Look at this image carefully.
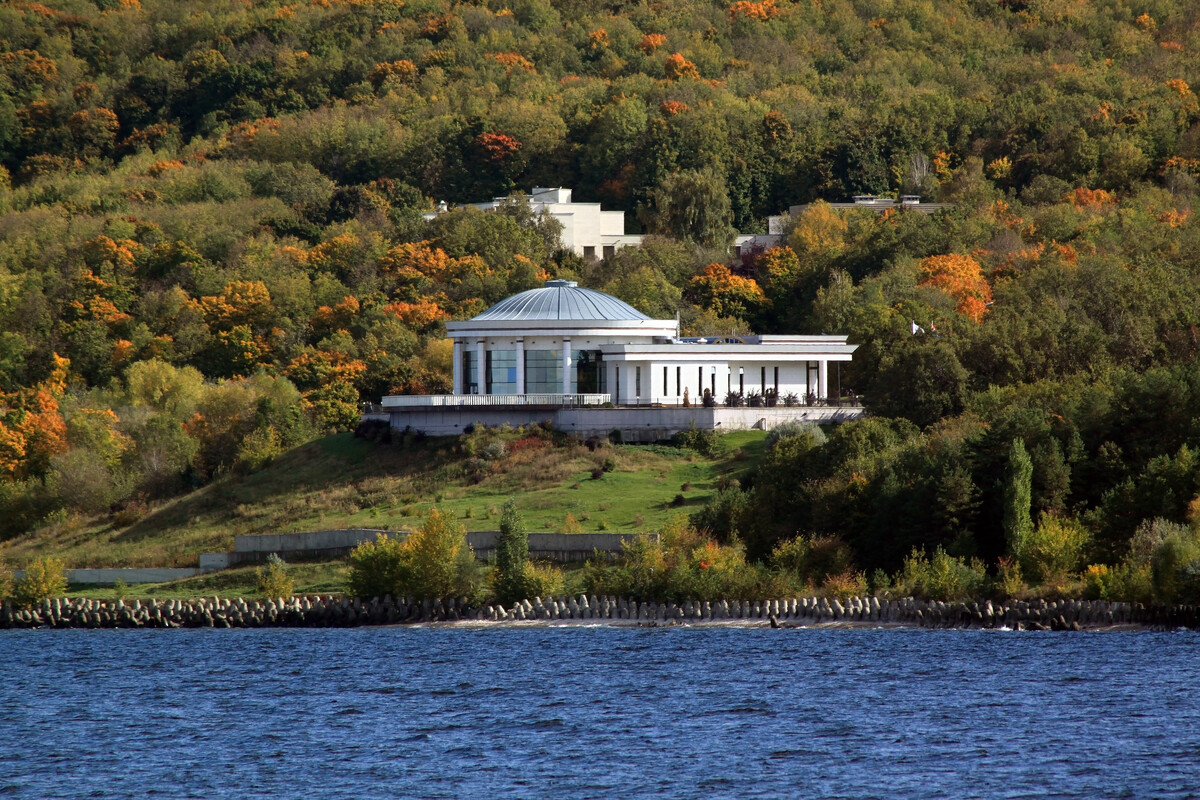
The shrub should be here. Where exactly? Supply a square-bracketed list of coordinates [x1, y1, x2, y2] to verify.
[347, 510, 480, 600]
[1021, 513, 1090, 584]
[1083, 561, 1154, 604]
[994, 557, 1026, 599]
[583, 515, 776, 602]
[519, 562, 565, 600]
[671, 422, 723, 457]
[894, 547, 987, 601]
[771, 533, 854, 586]
[765, 420, 827, 450]
[820, 569, 868, 600]
[256, 553, 294, 599]
[1150, 525, 1200, 603]
[12, 556, 67, 609]
[0, 559, 11, 603]
[347, 534, 409, 599]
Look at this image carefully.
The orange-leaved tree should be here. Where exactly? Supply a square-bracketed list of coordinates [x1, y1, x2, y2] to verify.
[918, 254, 992, 323]
[686, 263, 765, 323]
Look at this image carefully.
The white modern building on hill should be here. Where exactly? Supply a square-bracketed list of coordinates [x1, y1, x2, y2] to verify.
[426, 187, 643, 261]
[373, 280, 863, 440]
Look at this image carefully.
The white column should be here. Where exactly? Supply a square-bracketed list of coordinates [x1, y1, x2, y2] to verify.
[476, 339, 487, 394]
[452, 339, 463, 395]
[818, 360, 828, 402]
[515, 338, 525, 395]
[561, 338, 571, 395]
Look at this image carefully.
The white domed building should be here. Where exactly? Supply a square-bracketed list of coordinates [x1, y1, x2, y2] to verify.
[375, 280, 862, 440]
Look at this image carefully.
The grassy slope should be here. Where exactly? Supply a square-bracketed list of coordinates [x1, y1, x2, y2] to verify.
[3, 430, 767, 570]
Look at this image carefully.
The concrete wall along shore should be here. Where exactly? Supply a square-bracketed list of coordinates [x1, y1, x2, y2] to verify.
[12, 568, 200, 586]
[200, 530, 656, 571]
[5, 594, 1200, 631]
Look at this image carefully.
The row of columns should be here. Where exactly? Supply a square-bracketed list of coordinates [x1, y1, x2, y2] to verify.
[451, 338, 573, 395]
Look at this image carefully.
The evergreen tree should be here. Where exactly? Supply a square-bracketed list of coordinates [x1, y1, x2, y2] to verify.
[494, 498, 529, 605]
[1003, 438, 1034, 562]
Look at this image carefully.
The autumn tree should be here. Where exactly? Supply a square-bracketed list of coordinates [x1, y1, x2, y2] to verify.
[918, 254, 992, 323]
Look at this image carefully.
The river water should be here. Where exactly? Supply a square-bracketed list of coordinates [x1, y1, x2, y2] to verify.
[2, 626, 1197, 799]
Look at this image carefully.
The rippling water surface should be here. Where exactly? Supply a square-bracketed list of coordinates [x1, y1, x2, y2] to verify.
[2, 626, 1197, 799]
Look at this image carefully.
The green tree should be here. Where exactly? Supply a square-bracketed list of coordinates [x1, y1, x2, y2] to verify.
[640, 168, 735, 248]
[493, 498, 530, 605]
[1003, 438, 1034, 563]
[347, 510, 479, 600]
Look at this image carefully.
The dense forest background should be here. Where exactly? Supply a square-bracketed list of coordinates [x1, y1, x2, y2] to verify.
[4, 0, 1200, 593]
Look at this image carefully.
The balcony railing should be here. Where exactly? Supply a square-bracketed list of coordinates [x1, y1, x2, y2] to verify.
[381, 393, 612, 408]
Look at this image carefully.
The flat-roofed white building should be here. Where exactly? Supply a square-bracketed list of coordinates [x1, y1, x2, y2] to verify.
[427, 187, 644, 261]
[374, 280, 863, 439]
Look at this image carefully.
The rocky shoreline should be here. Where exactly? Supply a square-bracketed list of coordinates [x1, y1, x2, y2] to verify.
[3, 594, 1200, 631]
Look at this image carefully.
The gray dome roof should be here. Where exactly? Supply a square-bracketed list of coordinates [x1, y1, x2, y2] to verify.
[472, 280, 651, 322]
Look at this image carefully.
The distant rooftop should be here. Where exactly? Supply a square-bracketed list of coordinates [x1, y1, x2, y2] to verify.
[471, 280, 652, 322]
[789, 196, 954, 215]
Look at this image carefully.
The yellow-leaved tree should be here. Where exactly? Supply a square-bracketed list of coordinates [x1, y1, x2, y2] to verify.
[347, 509, 480, 600]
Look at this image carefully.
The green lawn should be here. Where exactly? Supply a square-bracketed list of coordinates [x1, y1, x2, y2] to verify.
[4, 429, 769, 570]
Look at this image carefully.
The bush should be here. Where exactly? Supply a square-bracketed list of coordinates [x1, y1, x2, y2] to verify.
[347, 533, 409, 599]
[765, 420, 827, 450]
[771, 533, 854, 586]
[1082, 562, 1154, 604]
[347, 510, 481, 600]
[12, 556, 67, 609]
[582, 515, 778, 602]
[0, 559, 11, 603]
[518, 562, 565, 600]
[256, 553, 294, 599]
[894, 547, 987, 601]
[819, 569, 868, 600]
[1021, 513, 1090, 584]
[994, 557, 1027, 599]
[1150, 525, 1200, 604]
[671, 422, 723, 457]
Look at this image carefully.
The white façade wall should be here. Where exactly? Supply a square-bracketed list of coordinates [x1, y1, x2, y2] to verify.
[382, 405, 864, 440]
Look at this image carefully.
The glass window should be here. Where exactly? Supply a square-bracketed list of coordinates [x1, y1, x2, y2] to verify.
[487, 349, 517, 394]
[524, 349, 561, 394]
[463, 350, 477, 394]
[574, 350, 602, 394]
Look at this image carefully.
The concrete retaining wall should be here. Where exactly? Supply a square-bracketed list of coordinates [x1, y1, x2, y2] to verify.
[3, 594, 1198, 630]
[12, 568, 200, 586]
[383, 405, 864, 441]
[198, 530, 656, 572]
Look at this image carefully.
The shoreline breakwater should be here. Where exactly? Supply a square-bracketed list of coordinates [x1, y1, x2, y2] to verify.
[3, 594, 1200, 631]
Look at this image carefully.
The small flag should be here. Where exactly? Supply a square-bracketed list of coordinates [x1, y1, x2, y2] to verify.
[911, 321, 925, 335]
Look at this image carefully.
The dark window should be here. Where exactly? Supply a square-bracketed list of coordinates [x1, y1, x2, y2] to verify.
[676, 367, 681, 397]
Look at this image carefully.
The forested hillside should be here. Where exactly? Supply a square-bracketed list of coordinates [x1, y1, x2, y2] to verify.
[3, 0, 1200, 595]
